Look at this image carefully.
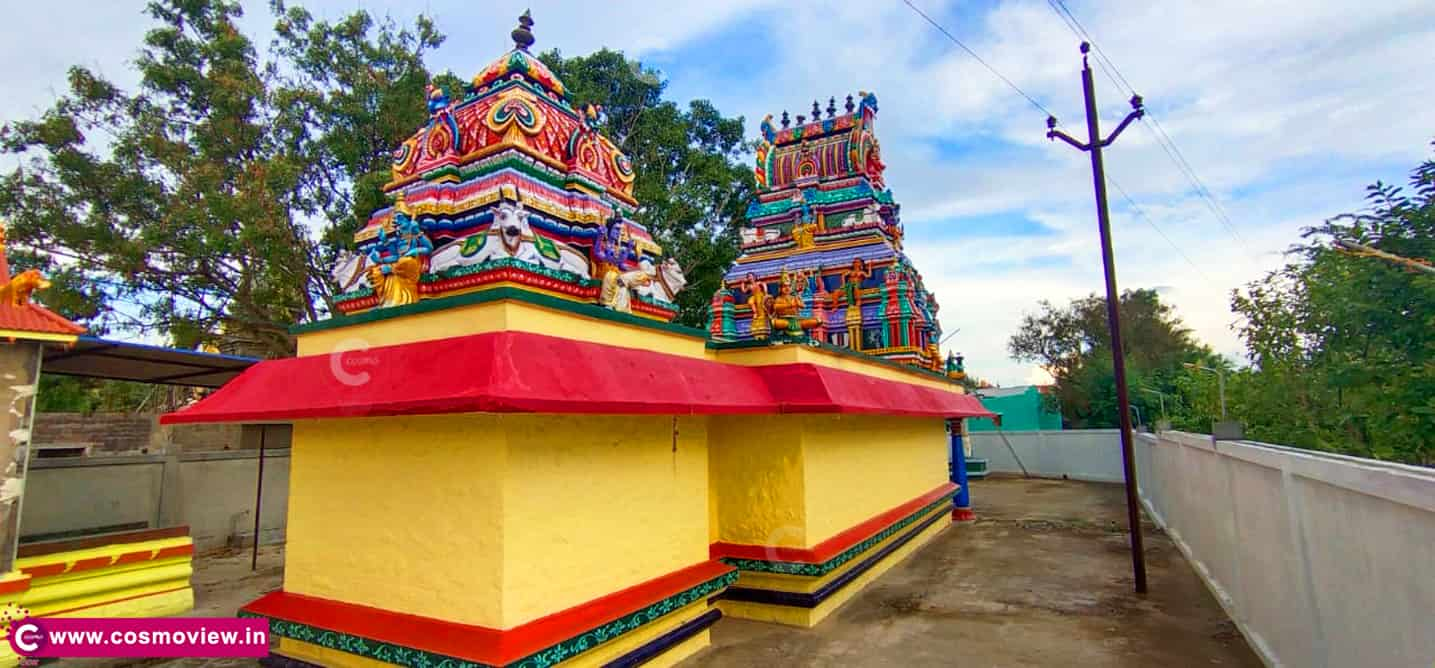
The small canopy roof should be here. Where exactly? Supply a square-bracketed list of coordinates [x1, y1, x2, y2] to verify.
[43, 336, 259, 388]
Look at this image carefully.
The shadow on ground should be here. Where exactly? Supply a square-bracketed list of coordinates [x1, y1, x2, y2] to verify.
[691, 476, 1261, 667]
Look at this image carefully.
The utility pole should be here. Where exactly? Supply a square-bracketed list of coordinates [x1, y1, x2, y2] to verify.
[1046, 42, 1148, 594]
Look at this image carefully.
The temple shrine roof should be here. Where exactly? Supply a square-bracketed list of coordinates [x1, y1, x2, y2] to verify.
[382, 11, 637, 206]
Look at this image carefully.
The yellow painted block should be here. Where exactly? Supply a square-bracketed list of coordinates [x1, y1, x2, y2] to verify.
[719, 515, 950, 627]
[638, 628, 710, 668]
[557, 600, 710, 667]
[278, 637, 395, 668]
[731, 505, 951, 595]
[285, 415, 506, 628]
[800, 415, 949, 546]
[501, 415, 709, 627]
[21, 561, 192, 616]
[287, 414, 711, 630]
[708, 416, 807, 548]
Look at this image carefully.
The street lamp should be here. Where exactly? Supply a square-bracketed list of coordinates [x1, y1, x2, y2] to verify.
[1183, 362, 1226, 419]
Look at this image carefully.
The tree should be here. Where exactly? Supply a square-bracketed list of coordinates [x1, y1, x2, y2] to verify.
[0, 0, 311, 355]
[0, 1, 453, 351]
[1230, 141, 1434, 465]
[1008, 288, 1217, 429]
[539, 49, 755, 326]
[268, 0, 454, 274]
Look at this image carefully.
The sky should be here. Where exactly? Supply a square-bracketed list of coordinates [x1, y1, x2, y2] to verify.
[3, 0, 1432, 385]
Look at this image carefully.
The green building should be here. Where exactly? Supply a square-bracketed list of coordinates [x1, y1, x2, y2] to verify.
[967, 385, 1062, 432]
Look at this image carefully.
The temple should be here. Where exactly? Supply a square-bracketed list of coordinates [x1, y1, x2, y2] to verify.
[708, 95, 943, 371]
[161, 13, 990, 668]
[330, 10, 686, 321]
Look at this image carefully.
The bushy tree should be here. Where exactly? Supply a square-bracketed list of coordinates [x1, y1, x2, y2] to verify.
[0, 0, 312, 354]
[1008, 288, 1218, 429]
[1230, 142, 1434, 464]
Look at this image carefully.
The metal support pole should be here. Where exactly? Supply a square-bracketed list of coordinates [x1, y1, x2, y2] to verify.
[1046, 42, 1148, 594]
[251, 425, 267, 572]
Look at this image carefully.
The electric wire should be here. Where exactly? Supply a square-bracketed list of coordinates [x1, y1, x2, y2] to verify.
[900, 0, 1056, 120]
[902, 0, 1212, 278]
[1047, 0, 1251, 249]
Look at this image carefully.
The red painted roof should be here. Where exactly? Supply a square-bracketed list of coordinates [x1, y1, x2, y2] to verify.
[160, 330, 992, 424]
[0, 302, 85, 338]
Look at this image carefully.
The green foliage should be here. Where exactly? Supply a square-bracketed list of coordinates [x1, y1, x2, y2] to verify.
[1229, 142, 1435, 465]
[1008, 288, 1218, 429]
[539, 49, 755, 326]
[0, 0, 312, 354]
[2, 3, 753, 347]
[269, 0, 446, 258]
[37, 376, 154, 414]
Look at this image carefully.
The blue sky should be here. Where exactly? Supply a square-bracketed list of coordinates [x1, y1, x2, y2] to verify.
[4, 0, 1432, 385]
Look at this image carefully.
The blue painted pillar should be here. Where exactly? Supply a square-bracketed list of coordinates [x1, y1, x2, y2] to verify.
[948, 419, 975, 521]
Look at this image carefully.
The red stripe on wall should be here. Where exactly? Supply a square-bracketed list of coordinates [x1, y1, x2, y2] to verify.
[242, 559, 734, 666]
[710, 482, 956, 565]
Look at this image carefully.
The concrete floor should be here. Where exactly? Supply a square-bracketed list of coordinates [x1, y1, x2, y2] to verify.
[690, 476, 1261, 667]
[70, 477, 1259, 667]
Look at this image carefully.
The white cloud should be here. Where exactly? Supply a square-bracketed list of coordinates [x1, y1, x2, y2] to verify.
[4, 0, 1430, 388]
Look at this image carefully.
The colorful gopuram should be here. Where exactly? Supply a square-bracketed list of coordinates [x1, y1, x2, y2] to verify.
[708, 95, 944, 371]
[162, 13, 989, 668]
[329, 10, 686, 321]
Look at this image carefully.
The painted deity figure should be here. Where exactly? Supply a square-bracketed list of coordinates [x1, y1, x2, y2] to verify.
[946, 352, 966, 381]
[790, 196, 818, 250]
[770, 269, 820, 337]
[739, 273, 771, 339]
[367, 209, 433, 307]
[594, 215, 649, 313]
[838, 258, 871, 348]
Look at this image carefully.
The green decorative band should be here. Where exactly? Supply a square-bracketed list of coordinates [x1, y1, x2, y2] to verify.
[245, 570, 738, 668]
[294, 285, 706, 340]
[720, 497, 951, 577]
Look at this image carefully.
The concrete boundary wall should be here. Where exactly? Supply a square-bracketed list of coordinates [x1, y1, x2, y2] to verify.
[1136, 431, 1435, 668]
[967, 429, 1124, 483]
[23, 448, 291, 552]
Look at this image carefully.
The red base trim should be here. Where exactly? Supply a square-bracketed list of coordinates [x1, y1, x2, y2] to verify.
[242, 560, 734, 666]
[951, 507, 977, 522]
[710, 482, 957, 564]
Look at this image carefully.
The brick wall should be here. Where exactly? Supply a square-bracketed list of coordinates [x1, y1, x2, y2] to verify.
[31, 414, 290, 454]
[33, 413, 161, 454]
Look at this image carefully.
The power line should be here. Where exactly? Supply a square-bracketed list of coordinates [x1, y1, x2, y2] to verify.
[1045, 0, 1252, 250]
[1108, 176, 1210, 281]
[901, 0, 1056, 119]
[903, 0, 1211, 275]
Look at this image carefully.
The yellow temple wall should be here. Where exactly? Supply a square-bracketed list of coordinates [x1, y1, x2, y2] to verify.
[284, 416, 507, 628]
[708, 414, 947, 550]
[499, 414, 709, 628]
[285, 414, 713, 631]
[800, 415, 949, 546]
[708, 415, 809, 548]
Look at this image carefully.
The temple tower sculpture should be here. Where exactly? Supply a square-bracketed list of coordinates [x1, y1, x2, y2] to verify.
[709, 94, 944, 372]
